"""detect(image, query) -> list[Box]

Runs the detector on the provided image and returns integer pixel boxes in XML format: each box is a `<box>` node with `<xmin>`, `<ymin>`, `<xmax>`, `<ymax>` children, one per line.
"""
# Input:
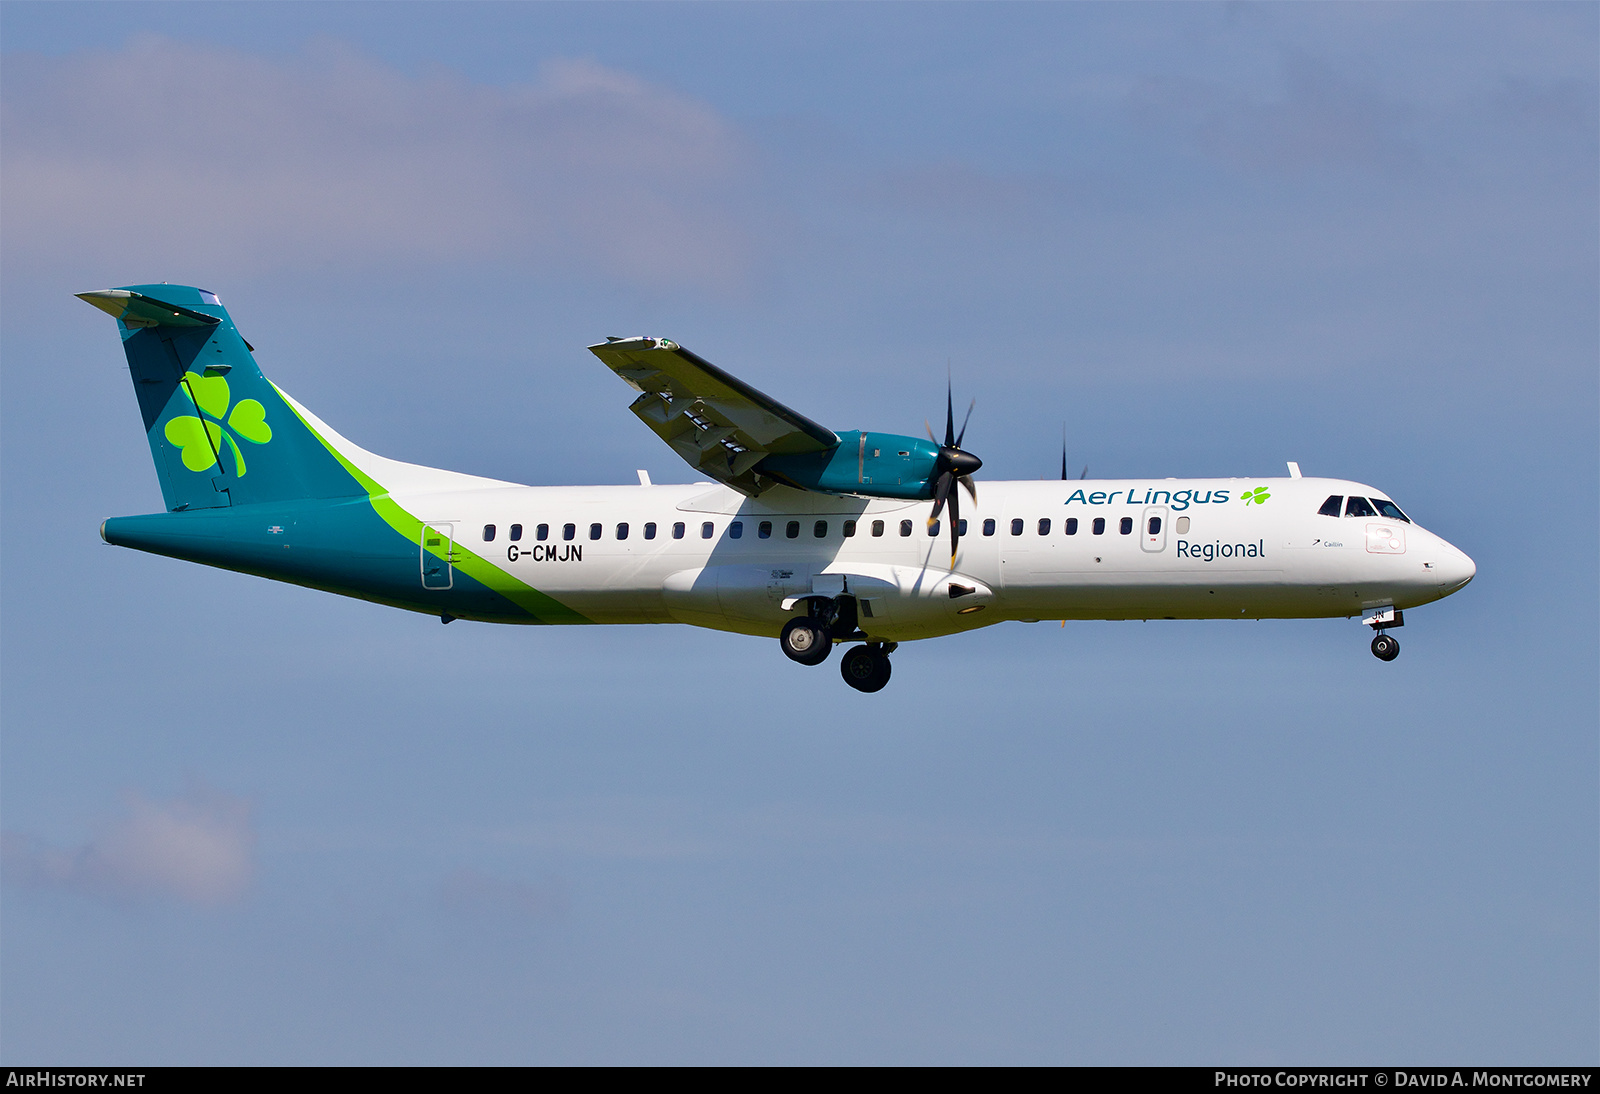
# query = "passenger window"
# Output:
<box><xmin>1092</xmin><ymin>517</ymin><xmax>1105</xmax><ymax>535</ymax></box>
<box><xmin>983</xmin><ymin>518</ymin><xmax>996</xmax><ymax>536</ymax></box>
<box><xmin>843</xmin><ymin>520</ymin><xmax>856</xmax><ymax>537</ymax></box>
<box><xmin>928</xmin><ymin>520</ymin><xmax>941</xmax><ymax>537</ymax></box>
<box><xmin>786</xmin><ymin>521</ymin><xmax>800</xmax><ymax>539</ymax></box>
<box><xmin>729</xmin><ymin>521</ymin><xmax>743</xmax><ymax>539</ymax></box>
<box><xmin>899</xmin><ymin>520</ymin><xmax>913</xmax><ymax>537</ymax></box>
<box><xmin>585</xmin><ymin>523</ymin><xmax>599</xmax><ymax>540</ymax></box>
<box><xmin>758</xmin><ymin>520</ymin><xmax>772</xmax><ymax>539</ymax></box>
<box><xmin>701</xmin><ymin>522</ymin><xmax>714</xmax><ymax>539</ymax></box>
<box><xmin>563</xmin><ymin>523</ymin><xmax>576</xmax><ymax>541</ymax></box>
<box><xmin>958</xmin><ymin>519</ymin><xmax>968</xmax><ymax>536</ymax></box>
<box><xmin>1148</xmin><ymin>517</ymin><xmax>1161</xmax><ymax>535</ymax></box>
<box><xmin>1175</xmin><ymin>516</ymin><xmax>1190</xmax><ymax>534</ymax></box>
<box><xmin>1065</xmin><ymin>517</ymin><xmax>1078</xmax><ymax>535</ymax></box>
<box><xmin>483</xmin><ymin>524</ymin><xmax>496</xmax><ymax>542</ymax></box>
<box><xmin>537</xmin><ymin>523</ymin><xmax>549</xmax><ymax>541</ymax></box>
<box><xmin>1010</xmin><ymin>518</ymin><xmax>1024</xmax><ymax>536</ymax></box>
<box><xmin>1345</xmin><ymin>496</ymin><xmax>1376</xmax><ymax>518</ymax></box>
<box><xmin>672</xmin><ymin>522</ymin><xmax>685</xmax><ymax>540</ymax></box>
<box><xmin>1120</xmin><ymin>517</ymin><xmax>1133</xmax><ymax>535</ymax></box>
<box><xmin>509</xmin><ymin>524</ymin><xmax>522</xmax><ymax>542</ymax></box>
<box><xmin>1371</xmin><ymin>499</ymin><xmax>1411</xmax><ymax>523</ymax></box>
<box><xmin>1038</xmin><ymin>518</ymin><xmax>1051</xmax><ymax>535</ymax></box>
<box><xmin>1319</xmin><ymin>495</ymin><xmax>1344</xmax><ymax>517</ymax></box>
<box><xmin>616</xmin><ymin>523</ymin><xmax>629</xmax><ymax>540</ymax></box>
<box><xmin>643</xmin><ymin>522</ymin><xmax>657</xmax><ymax>540</ymax></box>
<box><xmin>814</xmin><ymin>521</ymin><xmax>827</xmax><ymax>538</ymax></box>
<box><xmin>871</xmin><ymin>520</ymin><xmax>885</xmax><ymax>537</ymax></box>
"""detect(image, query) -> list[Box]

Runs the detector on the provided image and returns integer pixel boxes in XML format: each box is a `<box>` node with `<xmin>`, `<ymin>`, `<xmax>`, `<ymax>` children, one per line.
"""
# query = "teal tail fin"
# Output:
<box><xmin>80</xmin><ymin>285</ymin><xmax>364</xmax><ymax>511</ymax></box>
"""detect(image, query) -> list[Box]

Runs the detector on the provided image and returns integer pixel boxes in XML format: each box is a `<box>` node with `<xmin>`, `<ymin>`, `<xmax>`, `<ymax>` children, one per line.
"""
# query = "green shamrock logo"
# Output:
<box><xmin>164</xmin><ymin>371</ymin><xmax>272</xmax><ymax>476</ymax></box>
<box><xmin>1241</xmin><ymin>487</ymin><xmax>1271</xmax><ymax>506</ymax></box>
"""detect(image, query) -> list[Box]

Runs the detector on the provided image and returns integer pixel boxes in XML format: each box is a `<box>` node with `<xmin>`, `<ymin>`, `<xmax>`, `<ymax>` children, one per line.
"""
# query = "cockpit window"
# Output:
<box><xmin>1371</xmin><ymin>499</ymin><xmax>1410</xmax><ymax>523</ymax></box>
<box><xmin>1318</xmin><ymin>495</ymin><xmax>1343</xmax><ymax>517</ymax></box>
<box><xmin>1345</xmin><ymin>496</ymin><xmax>1376</xmax><ymax>518</ymax></box>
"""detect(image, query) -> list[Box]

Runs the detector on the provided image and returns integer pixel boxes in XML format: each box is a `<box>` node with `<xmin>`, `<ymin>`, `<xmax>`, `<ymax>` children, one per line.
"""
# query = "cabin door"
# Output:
<box><xmin>421</xmin><ymin>522</ymin><xmax>455</xmax><ymax>589</ymax></box>
<box><xmin>1141</xmin><ymin>507</ymin><xmax>1169</xmax><ymax>553</ymax></box>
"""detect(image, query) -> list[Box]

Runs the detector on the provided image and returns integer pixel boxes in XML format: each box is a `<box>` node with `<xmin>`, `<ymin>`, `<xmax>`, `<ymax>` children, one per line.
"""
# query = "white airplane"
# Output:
<box><xmin>82</xmin><ymin>285</ymin><xmax>1476</xmax><ymax>692</ymax></box>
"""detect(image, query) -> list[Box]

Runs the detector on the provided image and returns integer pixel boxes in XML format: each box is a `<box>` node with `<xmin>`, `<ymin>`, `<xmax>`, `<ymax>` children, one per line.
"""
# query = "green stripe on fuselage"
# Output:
<box><xmin>273</xmin><ymin>387</ymin><xmax>590</xmax><ymax>625</ymax></box>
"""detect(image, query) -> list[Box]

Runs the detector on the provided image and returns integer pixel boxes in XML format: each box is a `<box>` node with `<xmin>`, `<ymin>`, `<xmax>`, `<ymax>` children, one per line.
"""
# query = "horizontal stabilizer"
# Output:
<box><xmin>77</xmin><ymin>289</ymin><xmax>220</xmax><ymax>329</ymax></box>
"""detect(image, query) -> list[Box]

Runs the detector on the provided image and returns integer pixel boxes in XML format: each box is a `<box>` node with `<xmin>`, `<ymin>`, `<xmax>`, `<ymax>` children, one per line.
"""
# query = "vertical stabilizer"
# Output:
<box><xmin>80</xmin><ymin>285</ymin><xmax>364</xmax><ymax>510</ymax></box>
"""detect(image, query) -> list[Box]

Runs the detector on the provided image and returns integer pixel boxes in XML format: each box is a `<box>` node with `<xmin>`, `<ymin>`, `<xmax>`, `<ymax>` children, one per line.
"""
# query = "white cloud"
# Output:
<box><xmin>1</xmin><ymin>37</ymin><xmax>752</xmax><ymax>287</ymax></box>
<box><xmin>2</xmin><ymin>783</ymin><xmax>255</xmax><ymax>906</ymax></box>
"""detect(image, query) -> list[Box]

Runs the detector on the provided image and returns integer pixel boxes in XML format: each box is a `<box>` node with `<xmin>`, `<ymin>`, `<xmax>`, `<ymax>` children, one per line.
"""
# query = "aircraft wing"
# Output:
<box><xmin>589</xmin><ymin>337</ymin><xmax>839</xmax><ymax>496</ymax></box>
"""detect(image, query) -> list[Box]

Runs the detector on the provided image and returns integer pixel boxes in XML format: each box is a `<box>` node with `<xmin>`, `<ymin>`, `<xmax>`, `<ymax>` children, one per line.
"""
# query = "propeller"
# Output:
<box><xmin>924</xmin><ymin>379</ymin><xmax>982</xmax><ymax>565</ymax></box>
<box><xmin>1061</xmin><ymin>427</ymin><xmax>1086</xmax><ymax>480</ymax></box>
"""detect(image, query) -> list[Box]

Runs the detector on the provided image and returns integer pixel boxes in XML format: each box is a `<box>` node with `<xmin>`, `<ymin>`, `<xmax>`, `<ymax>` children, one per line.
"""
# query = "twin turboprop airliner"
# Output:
<box><xmin>81</xmin><ymin>285</ymin><xmax>1476</xmax><ymax>692</ymax></box>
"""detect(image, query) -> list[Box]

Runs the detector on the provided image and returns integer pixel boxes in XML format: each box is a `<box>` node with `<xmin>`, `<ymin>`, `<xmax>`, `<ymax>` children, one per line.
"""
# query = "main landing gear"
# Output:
<box><xmin>839</xmin><ymin>644</ymin><xmax>893</xmax><ymax>693</ymax></box>
<box><xmin>779</xmin><ymin>596</ymin><xmax>898</xmax><ymax>691</ymax></box>
<box><xmin>780</xmin><ymin>616</ymin><xmax>831</xmax><ymax>666</ymax></box>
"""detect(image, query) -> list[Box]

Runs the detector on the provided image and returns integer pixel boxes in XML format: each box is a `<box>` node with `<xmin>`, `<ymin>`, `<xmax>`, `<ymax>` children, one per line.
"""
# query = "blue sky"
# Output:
<box><xmin>2</xmin><ymin>1</ymin><xmax>1595</xmax><ymax>1063</ymax></box>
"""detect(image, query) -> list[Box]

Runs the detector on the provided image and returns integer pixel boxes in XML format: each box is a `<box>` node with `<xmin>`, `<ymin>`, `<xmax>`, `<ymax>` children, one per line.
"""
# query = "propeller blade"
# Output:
<box><xmin>959</xmin><ymin>474</ymin><xmax>977</xmax><ymax>504</ymax></box>
<box><xmin>944</xmin><ymin>379</ymin><xmax>955</xmax><ymax>448</ymax></box>
<box><xmin>1079</xmin><ymin>465</ymin><xmax>1088</xmax><ymax>480</ymax></box>
<box><xmin>928</xmin><ymin>470</ymin><xmax>953</xmax><ymax>526</ymax></box>
<box><xmin>954</xmin><ymin>398</ymin><xmax>975</xmax><ymax>449</ymax></box>
<box><xmin>948</xmin><ymin>484</ymin><xmax>961</xmax><ymax>564</ymax></box>
<box><xmin>1061</xmin><ymin>426</ymin><xmax>1068</xmax><ymax>481</ymax></box>
<box><xmin>925</xmin><ymin>419</ymin><xmax>937</xmax><ymax>444</ymax></box>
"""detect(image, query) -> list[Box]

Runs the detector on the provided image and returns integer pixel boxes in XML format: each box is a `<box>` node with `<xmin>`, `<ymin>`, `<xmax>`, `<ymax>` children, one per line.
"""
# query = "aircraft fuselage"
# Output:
<box><xmin>104</xmin><ymin>472</ymin><xmax>1475</xmax><ymax>643</ymax></box>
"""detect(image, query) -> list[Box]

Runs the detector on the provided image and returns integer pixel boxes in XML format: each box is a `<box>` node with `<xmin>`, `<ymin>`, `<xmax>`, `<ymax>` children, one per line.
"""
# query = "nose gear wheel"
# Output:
<box><xmin>1371</xmin><ymin>633</ymin><xmax>1400</xmax><ymax>661</ymax></box>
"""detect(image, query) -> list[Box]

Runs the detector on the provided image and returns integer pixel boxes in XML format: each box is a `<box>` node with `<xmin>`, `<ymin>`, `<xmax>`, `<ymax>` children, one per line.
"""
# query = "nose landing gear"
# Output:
<box><xmin>1370</xmin><ymin>632</ymin><xmax>1400</xmax><ymax>661</ymax></box>
<box><xmin>1364</xmin><ymin>607</ymin><xmax>1403</xmax><ymax>661</ymax></box>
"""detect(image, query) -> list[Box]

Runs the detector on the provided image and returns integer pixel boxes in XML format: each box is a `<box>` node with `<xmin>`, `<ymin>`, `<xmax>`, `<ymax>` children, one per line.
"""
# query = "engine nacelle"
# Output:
<box><xmin>756</xmin><ymin>432</ymin><xmax>941</xmax><ymax>500</ymax></box>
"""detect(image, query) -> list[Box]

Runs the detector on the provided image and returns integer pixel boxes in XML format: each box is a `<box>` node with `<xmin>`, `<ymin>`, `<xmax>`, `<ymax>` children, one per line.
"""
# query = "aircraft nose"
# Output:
<box><xmin>1435</xmin><ymin>543</ymin><xmax>1476</xmax><ymax>594</ymax></box>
